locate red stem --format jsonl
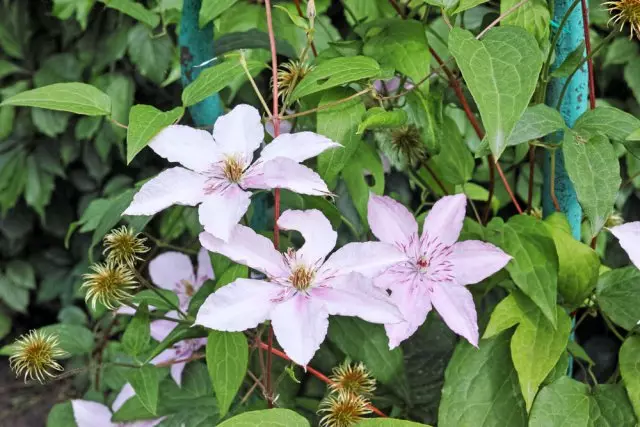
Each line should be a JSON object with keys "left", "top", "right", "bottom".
{"left": 580, "top": 0, "right": 596, "bottom": 110}
{"left": 527, "top": 147, "right": 536, "bottom": 214}
{"left": 256, "top": 342, "right": 387, "bottom": 418}
{"left": 495, "top": 159, "right": 523, "bottom": 214}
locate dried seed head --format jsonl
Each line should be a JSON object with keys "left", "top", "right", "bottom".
{"left": 276, "top": 60, "right": 315, "bottom": 101}
{"left": 605, "top": 212, "right": 624, "bottom": 228}
{"left": 329, "top": 362, "right": 376, "bottom": 395}
{"left": 103, "top": 226, "right": 149, "bottom": 267}
{"left": 605, "top": 0, "right": 640, "bottom": 39}
{"left": 318, "top": 391, "right": 372, "bottom": 427}
{"left": 9, "top": 330, "right": 67, "bottom": 383}
{"left": 82, "top": 261, "right": 137, "bottom": 310}
{"left": 376, "top": 125, "right": 425, "bottom": 170}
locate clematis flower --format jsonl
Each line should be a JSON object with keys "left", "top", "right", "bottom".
{"left": 72, "top": 383, "right": 163, "bottom": 427}
{"left": 365, "top": 193, "right": 511, "bottom": 348}
{"left": 195, "top": 209, "right": 405, "bottom": 366}
{"left": 609, "top": 222, "right": 640, "bottom": 268}
{"left": 124, "top": 105, "right": 340, "bottom": 241}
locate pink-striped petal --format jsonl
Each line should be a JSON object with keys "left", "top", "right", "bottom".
{"left": 148, "top": 252, "right": 195, "bottom": 290}
{"left": 430, "top": 282, "right": 478, "bottom": 346}
{"left": 422, "top": 194, "right": 467, "bottom": 246}
{"left": 212, "top": 105, "right": 263, "bottom": 160}
{"left": 71, "top": 400, "right": 114, "bottom": 427}
{"left": 381, "top": 277, "right": 432, "bottom": 349}
{"left": 259, "top": 132, "right": 341, "bottom": 163}
{"left": 610, "top": 222, "right": 640, "bottom": 269}
{"left": 198, "top": 186, "right": 251, "bottom": 242}
{"left": 251, "top": 157, "right": 331, "bottom": 196}
{"left": 278, "top": 209, "right": 337, "bottom": 264}
{"left": 368, "top": 193, "right": 418, "bottom": 246}
{"left": 450, "top": 240, "right": 511, "bottom": 285}
{"left": 322, "top": 242, "right": 407, "bottom": 278}
{"left": 148, "top": 125, "right": 218, "bottom": 173}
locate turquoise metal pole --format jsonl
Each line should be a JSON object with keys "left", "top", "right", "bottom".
{"left": 179, "top": 0, "right": 223, "bottom": 127}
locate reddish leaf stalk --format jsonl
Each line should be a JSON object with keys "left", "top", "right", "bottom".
{"left": 580, "top": 0, "right": 596, "bottom": 110}
{"left": 527, "top": 146, "right": 536, "bottom": 214}
{"left": 256, "top": 342, "right": 388, "bottom": 418}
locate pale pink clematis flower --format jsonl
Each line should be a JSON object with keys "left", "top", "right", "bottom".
{"left": 610, "top": 222, "right": 640, "bottom": 268}
{"left": 366, "top": 193, "right": 511, "bottom": 348}
{"left": 195, "top": 209, "right": 405, "bottom": 366}
{"left": 124, "top": 104, "right": 340, "bottom": 241}
{"left": 72, "top": 384, "right": 163, "bottom": 427}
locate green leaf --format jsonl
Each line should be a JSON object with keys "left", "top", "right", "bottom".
{"left": 0, "top": 59, "right": 24, "bottom": 80}
{"left": 363, "top": 19, "right": 430, "bottom": 88}
{"left": 181, "top": 58, "right": 265, "bottom": 107}
{"left": 57, "top": 306, "right": 88, "bottom": 326}
{"left": 290, "top": 56, "right": 380, "bottom": 101}
{"left": 0, "top": 83, "right": 111, "bottom": 116}
{"left": 6, "top": 260, "right": 35, "bottom": 289}
{"left": 100, "top": 0, "right": 160, "bottom": 27}
{"left": 448, "top": 27, "right": 543, "bottom": 158}
{"left": 317, "top": 88, "right": 366, "bottom": 188}
{"left": 123, "top": 303, "right": 150, "bottom": 356}
{"left": 356, "top": 420, "right": 431, "bottom": 426}
{"left": 40, "top": 324, "right": 94, "bottom": 356}
{"left": 620, "top": 336, "right": 640, "bottom": 420}
{"left": 104, "top": 73, "right": 134, "bottom": 137}
{"left": 214, "top": 30, "right": 297, "bottom": 58}
{"left": 562, "top": 130, "right": 620, "bottom": 236}
{"left": 544, "top": 213, "right": 599, "bottom": 309}
{"left": 342, "top": 143, "right": 385, "bottom": 229}
{"left": 625, "top": 58, "right": 640, "bottom": 105}
{"left": 328, "top": 317, "right": 404, "bottom": 385}
{"left": 501, "top": 0, "right": 550, "bottom": 46}
{"left": 206, "top": 331, "right": 248, "bottom": 417}
{"left": 529, "top": 377, "right": 636, "bottom": 426}
{"left": 127, "top": 105, "right": 184, "bottom": 163}
{"left": 604, "top": 37, "right": 638, "bottom": 67}
{"left": 596, "top": 267, "right": 640, "bottom": 330}
{"left": 404, "top": 90, "right": 441, "bottom": 155}
{"left": 431, "top": 116, "right": 473, "bottom": 185}
{"left": 0, "top": 274, "right": 29, "bottom": 313}
{"left": 483, "top": 294, "right": 522, "bottom": 339}
{"left": 274, "top": 5, "right": 309, "bottom": 29}
{"left": 507, "top": 104, "right": 566, "bottom": 146}
{"left": 90, "top": 188, "right": 143, "bottom": 252}
{"left": 357, "top": 108, "right": 408, "bottom": 134}
{"left": 128, "top": 24, "right": 173, "bottom": 85}
{"left": 199, "top": 0, "right": 239, "bottom": 27}
{"left": 131, "top": 289, "right": 180, "bottom": 312}
{"left": 47, "top": 402, "right": 76, "bottom": 427}
{"left": 0, "top": 311, "right": 11, "bottom": 340}
{"left": 567, "top": 341, "right": 595, "bottom": 365}
{"left": 628, "top": 128, "right": 640, "bottom": 141}
{"left": 129, "top": 364, "right": 161, "bottom": 415}
{"left": 31, "top": 109, "right": 70, "bottom": 137}
{"left": 574, "top": 106, "right": 640, "bottom": 142}
{"left": 551, "top": 42, "right": 585, "bottom": 78}
{"left": 25, "top": 155, "right": 55, "bottom": 218}
{"left": 217, "top": 409, "right": 310, "bottom": 426}
{"left": 144, "top": 324, "right": 207, "bottom": 364}
{"left": 438, "top": 332, "right": 527, "bottom": 427}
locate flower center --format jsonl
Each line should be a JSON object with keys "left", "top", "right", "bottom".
{"left": 416, "top": 256, "right": 429, "bottom": 272}
{"left": 290, "top": 265, "right": 315, "bottom": 291}
{"left": 222, "top": 157, "right": 245, "bottom": 183}
{"left": 181, "top": 279, "right": 195, "bottom": 297}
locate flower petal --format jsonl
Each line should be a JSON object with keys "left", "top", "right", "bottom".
{"left": 123, "top": 167, "right": 207, "bottom": 216}
{"left": 148, "top": 125, "right": 218, "bottom": 173}
{"left": 271, "top": 293, "right": 329, "bottom": 366}
{"left": 422, "top": 194, "right": 467, "bottom": 246}
{"left": 312, "top": 272, "right": 402, "bottom": 324}
{"left": 259, "top": 132, "right": 341, "bottom": 163}
{"left": 265, "top": 118, "right": 292, "bottom": 137}
{"left": 194, "top": 278, "right": 282, "bottom": 331}
{"left": 198, "top": 186, "right": 251, "bottom": 242}
{"left": 450, "top": 240, "right": 511, "bottom": 285}
{"left": 368, "top": 193, "right": 418, "bottom": 246}
{"left": 150, "top": 313, "right": 179, "bottom": 342}
{"left": 430, "top": 282, "right": 478, "bottom": 346}
{"left": 249, "top": 157, "right": 331, "bottom": 196}
{"left": 197, "top": 247, "right": 215, "bottom": 284}
{"left": 199, "top": 227, "right": 286, "bottom": 277}
{"left": 112, "top": 382, "right": 136, "bottom": 413}
{"left": 278, "top": 209, "right": 337, "bottom": 264}
{"left": 322, "top": 242, "right": 407, "bottom": 278}
{"left": 71, "top": 400, "right": 114, "bottom": 427}
{"left": 212, "top": 104, "right": 263, "bottom": 159}
{"left": 610, "top": 222, "right": 640, "bottom": 269}
{"left": 149, "top": 252, "right": 195, "bottom": 290}
{"left": 171, "top": 362, "right": 186, "bottom": 386}
{"left": 151, "top": 348, "right": 179, "bottom": 365}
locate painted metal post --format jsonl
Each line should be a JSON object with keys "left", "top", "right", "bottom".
{"left": 179, "top": 0, "right": 223, "bottom": 127}
{"left": 543, "top": 0, "right": 587, "bottom": 240}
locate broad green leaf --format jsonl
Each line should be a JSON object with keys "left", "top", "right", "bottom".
{"left": 483, "top": 294, "right": 522, "bottom": 339}
{"left": 620, "top": 336, "right": 640, "bottom": 420}
{"left": 507, "top": 104, "right": 566, "bottom": 146}
{"left": 129, "top": 364, "right": 161, "bottom": 415}
{"left": 574, "top": 106, "right": 640, "bottom": 141}
{"left": 0, "top": 59, "right": 24, "bottom": 80}
{"left": 128, "top": 24, "right": 173, "bottom": 85}
{"left": 25, "top": 154, "right": 55, "bottom": 217}
{"left": 122, "top": 303, "right": 150, "bottom": 356}
{"left": 625, "top": 58, "right": 640, "bottom": 105}
{"left": 0, "top": 312, "right": 11, "bottom": 340}
{"left": 31, "top": 109, "right": 70, "bottom": 137}
{"left": 58, "top": 306, "right": 88, "bottom": 326}
{"left": 431, "top": 116, "right": 473, "bottom": 185}
{"left": 628, "top": 128, "right": 640, "bottom": 141}
{"left": 357, "top": 107, "right": 408, "bottom": 134}
{"left": 47, "top": 402, "right": 75, "bottom": 427}
{"left": 6, "top": 260, "right": 35, "bottom": 289}
{"left": 562, "top": 131, "right": 620, "bottom": 236}
{"left": 100, "top": 0, "right": 160, "bottom": 27}
{"left": 438, "top": 332, "right": 527, "bottom": 427}
{"left": 274, "top": 5, "right": 309, "bottom": 29}
{"left": 104, "top": 73, "right": 134, "bottom": 137}
{"left": 127, "top": 105, "right": 184, "bottom": 163}
{"left": 199, "top": 0, "right": 238, "bottom": 26}
{"left": 0, "top": 83, "right": 111, "bottom": 116}
{"left": 290, "top": 56, "right": 380, "bottom": 101}
{"left": 448, "top": 27, "right": 543, "bottom": 158}
{"left": 451, "top": 0, "right": 490, "bottom": 13}
{"left": 363, "top": 19, "right": 431, "bottom": 88}
{"left": 486, "top": 216, "right": 558, "bottom": 325}
{"left": 596, "top": 267, "right": 640, "bottom": 330}
{"left": 181, "top": 58, "right": 265, "bottom": 107}
{"left": 567, "top": 341, "right": 595, "bottom": 366}
{"left": 551, "top": 42, "right": 585, "bottom": 78}
{"left": 0, "top": 273, "right": 29, "bottom": 313}
{"left": 529, "top": 377, "right": 636, "bottom": 426}
{"left": 214, "top": 30, "right": 297, "bottom": 58}
{"left": 604, "top": 37, "right": 638, "bottom": 66}
{"left": 328, "top": 317, "right": 404, "bottom": 385}
{"left": 544, "top": 213, "right": 599, "bottom": 309}
{"left": 39, "top": 324, "right": 94, "bottom": 356}
{"left": 217, "top": 409, "right": 310, "bottom": 426}
{"left": 206, "top": 331, "right": 248, "bottom": 417}
{"left": 356, "top": 420, "right": 431, "bottom": 426}
{"left": 317, "top": 88, "right": 366, "bottom": 188}
{"left": 132, "top": 289, "right": 180, "bottom": 312}
{"left": 404, "top": 90, "right": 441, "bottom": 155}
{"left": 502, "top": 0, "right": 550, "bottom": 46}
{"left": 342, "top": 143, "right": 385, "bottom": 229}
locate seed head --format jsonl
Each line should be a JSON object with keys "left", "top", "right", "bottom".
{"left": 276, "top": 60, "right": 314, "bottom": 101}
{"left": 329, "top": 362, "right": 376, "bottom": 396}
{"left": 103, "top": 226, "right": 149, "bottom": 267}
{"left": 318, "top": 391, "right": 372, "bottom": 427}
{"left": 82, "top": 261, "right": 137, "bottom": 310}
{"left": 9, "top": 330, "right": 67, "bottom": 383}
{"left": 605, "top": 0, "right": 640, "bottom": 39}
{"left": 376, "top": 125, "right": 425, "bottom": 170}
{"left": 605, "top": 212, "right": 624, "bottom": 228}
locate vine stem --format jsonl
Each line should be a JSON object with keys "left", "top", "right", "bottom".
{"left": 549, "top": 149, "right": 562, "bottom": 212}
{"left": 580, "top": 0, "right": 596, "bottom": 110}
{"left": 256, "top": 342, "right": 388, "bottom": 418}
{"left": 264, "top": 0, "right": 279, "bottom": 408}
{"left": 280, "top": 88, "right": 372, "bottom": 120}
{"left": 527, "top": 146, "right": 536, "bottom": 213}
{"left": 292, "top": 0, "right": 318, "bottom": 56}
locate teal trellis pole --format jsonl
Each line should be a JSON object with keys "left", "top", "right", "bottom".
{"left": 179, "top": 0, "right": 224, "bottom": 127}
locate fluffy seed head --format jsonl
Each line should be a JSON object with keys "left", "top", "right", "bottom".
{"left": 376, "top": 125, "right": 425, "bottom": 170}
{"left": 276, "top": 60, "right": 314, "bottom": 101}
{"left": 605, "top": 0, "right": 640, "bottom": 39}
{"left": 103, "top": 226, "right": 149, "bottom": 267}
{"left": 318, "top": 391, "right": 372, "bottom": 427}
{"left": 605, "top": 212, "right": 624, "bottom": 228}
{"left": 9, "top": 330, "right": 66, "bottom": 383}
{"left": 329, "top": 362, "right": 376, "bottom": 395}
{"left": 82, "top": 261, "right": 137, "bottom": 310}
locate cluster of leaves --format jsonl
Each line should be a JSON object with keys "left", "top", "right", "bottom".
{"left": 0, "top": 0, "right": 639, "bottom": 426}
